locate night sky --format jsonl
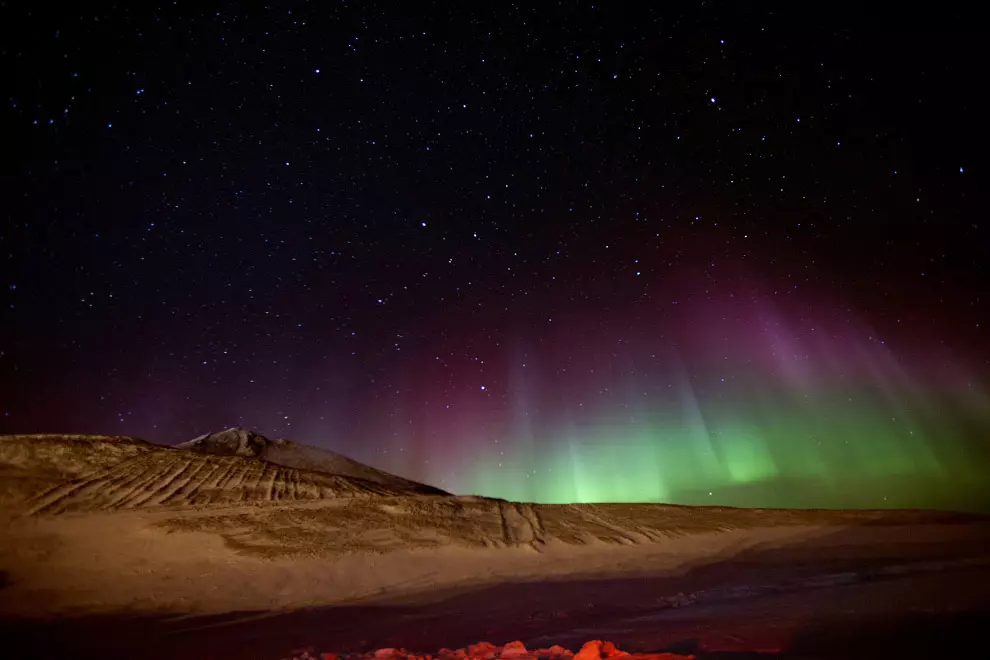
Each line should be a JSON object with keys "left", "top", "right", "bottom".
{"left": 2, "top": 4, "right": 987, "bottom": 511}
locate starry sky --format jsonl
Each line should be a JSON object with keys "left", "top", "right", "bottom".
{"left": 2, "top": 4, "right": 988, "bottom": 512}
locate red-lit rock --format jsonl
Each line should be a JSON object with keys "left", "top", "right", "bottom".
{"left": 311, "top": 641, "right": 695, "bottom": 660}
{"left": 602, "top": 641, "right": 628, "bottom": 658}
{"left": 501, "top": 641, "right": 529, "bottom": 658}
{"left": 468, "top": 642, "right": 496, "bottom": 655}
{"left": 574, "top": 640, "right": 604, "bottom": 660}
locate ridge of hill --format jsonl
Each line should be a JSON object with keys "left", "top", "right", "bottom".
{"left": 177, "top": 427, "right": 446, "bottom": 495}
{"left": 0, "top": 429, "right": 447, "bottom": 513}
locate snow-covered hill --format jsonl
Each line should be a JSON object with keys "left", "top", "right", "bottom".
{"left": 177, "top": 427, "right": 447, "bottom": 495}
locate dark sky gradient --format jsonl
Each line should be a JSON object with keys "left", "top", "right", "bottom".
{"left": 2, "top": 4, "right": 987, "bottom": 511}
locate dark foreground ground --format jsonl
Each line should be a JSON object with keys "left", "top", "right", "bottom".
{"left": 4, "top": 436, "right": 989, "bottom": 658}
{"left": 4, "top": 536, "right": 989, "bottom": 660}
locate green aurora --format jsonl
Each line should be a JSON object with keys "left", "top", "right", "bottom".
{"left": 433, "top": 342, "right": 990, "bottom": 512}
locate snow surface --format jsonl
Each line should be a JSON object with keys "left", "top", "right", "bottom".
{"left": 178, "top": 427, "right": 446, "bottom": 494}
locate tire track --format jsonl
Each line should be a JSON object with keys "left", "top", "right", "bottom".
{"left": 21, "top": 446, "right": 434, "bottom": 515}
{"left": 496, "top": 500, "right": 511, "bottom": 546}
{"left": 26, "top": 465, "right": 123, "bottom": 515}
{"left": 108, "top": 457, "right": 184, "bottom": 509}
{"left": 61, "top": 474, "right": 118, "bottom": 501}
{"left": 572, "top": 504, "right": 647, "bottom": 545}
{"left": 126, "top": 459, "right": 194, "bottom": 508}
{"left": 636, "top": 527, "right": 668, "bottom": 542}
{"left": 517, "top": 503, "right": 546, "bottom": 547}
{"left": 227, "top": 462, "right": 252, "bottom": 490}
{"left": 214, "top": 458, "right": 242, "bottom": 490}
{"left": 157, "top": 458, "right": 213, "bottom": 506}
{"left": 206, "top": 458, "right": 236, "bottom": 490}
{"left": 26, "top": 480, "right": 96, "bottom": 516}
{"left": 265, "top": 465, "right": 279, "bottom": 502}
{"left": 530, "top": 504, "right": 547, "bottom": 538}
{"left": 101, "top": 461, "right": 160, "bottom": 496}
{"left": 98, "top": 457, "right": 156, "bottom": 495}
{"left": 231, "top": 463, "right": 250, "bottom": 491}
{"left": 25, "top": 452, "right": 156, "bottom": 515}
{"left": 245, "top": 462, "right": 263, "bottom": 490}
{"left": 181, "top": 460, "right": 224, "bottom": 504}
{"left": 252, "top": 462, "right": 269, "bottom": 491}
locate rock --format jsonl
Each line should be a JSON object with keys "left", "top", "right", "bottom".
{"left": 468, "top": 642, "right": 498, "bottom": 659}
{"left": 501, "top": 641, "right": 528, "bottom": 658}
{"left": 289, "top": 640, "right": 691, "bottom": 660}
{"left": 600, "top": 642, "right": 629, "bottom": 658}
{"left": 574, "top": 640, "right": 604, "bottom": 660}
{"left": 469, "top": 642, "right": 496, "bottom": 651}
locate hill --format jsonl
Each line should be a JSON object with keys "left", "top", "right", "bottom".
{"left": 0, "top": 430, "right": 447, "bottom": 514}
{"left": 1, "top": 430, "right": 988, "bottom": 660}
{"left": 0, "top": 434, "right": 154, "bottom": 506}
{"left": 176, "top": 427, "right": 446, "bottom": 495}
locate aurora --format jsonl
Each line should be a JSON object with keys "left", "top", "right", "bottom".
{"left": 367, "top": 284, "right": 990, "bottom": 513}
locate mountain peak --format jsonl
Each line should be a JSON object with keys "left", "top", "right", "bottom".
{"left": 183, "top": 427, "right": 271, "bottom": 457}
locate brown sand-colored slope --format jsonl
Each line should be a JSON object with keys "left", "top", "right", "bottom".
{"left": 0, "top": 433, "right": 449, "bottom": 515}
{"left": 177, "top": 427, "right": 447, "bottom": 495}
{"left": 20, "top": 451, "right": 433, "bottom": 516}
{"left": 0, "top": 434, "right": 154, "bottom": 506}
{"left": 153, "top": 496, "right": 984, "bottom": 558}
{"left": 0, "top": 496, "right": 987, "bottom": 622}
{"left": 1, "top": 433, "right": 989, "bottom": 660}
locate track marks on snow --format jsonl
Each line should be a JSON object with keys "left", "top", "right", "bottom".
{"left": 493, "top": 501, "right": 548, "bottom": 550}
{"left": 24, "top": 448, "right": 425, "bottom": 515}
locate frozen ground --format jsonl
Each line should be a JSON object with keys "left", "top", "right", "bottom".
{"left": 1, "top": 433, "right": 988, "bottom": 659}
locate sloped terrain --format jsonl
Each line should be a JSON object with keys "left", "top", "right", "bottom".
{"left": 1, "top": 500, "right": 988, "bottom": 659}
{"left": 0, "top": 434, "right": 154, "bottom": 506}
{"left": 2, "top": 431, "right": 989, "bottom": 660}
{"left": 178, "top": 427, "right": 446, "bottom": 495}
{"left": 22, "top": 450, "right": 429, "bottom": 516}
{"left": 0, "top": 432, "right": 448, "bottom": 516}
{"left": 156, "top": 496, "right": 983, "bottom": 558}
